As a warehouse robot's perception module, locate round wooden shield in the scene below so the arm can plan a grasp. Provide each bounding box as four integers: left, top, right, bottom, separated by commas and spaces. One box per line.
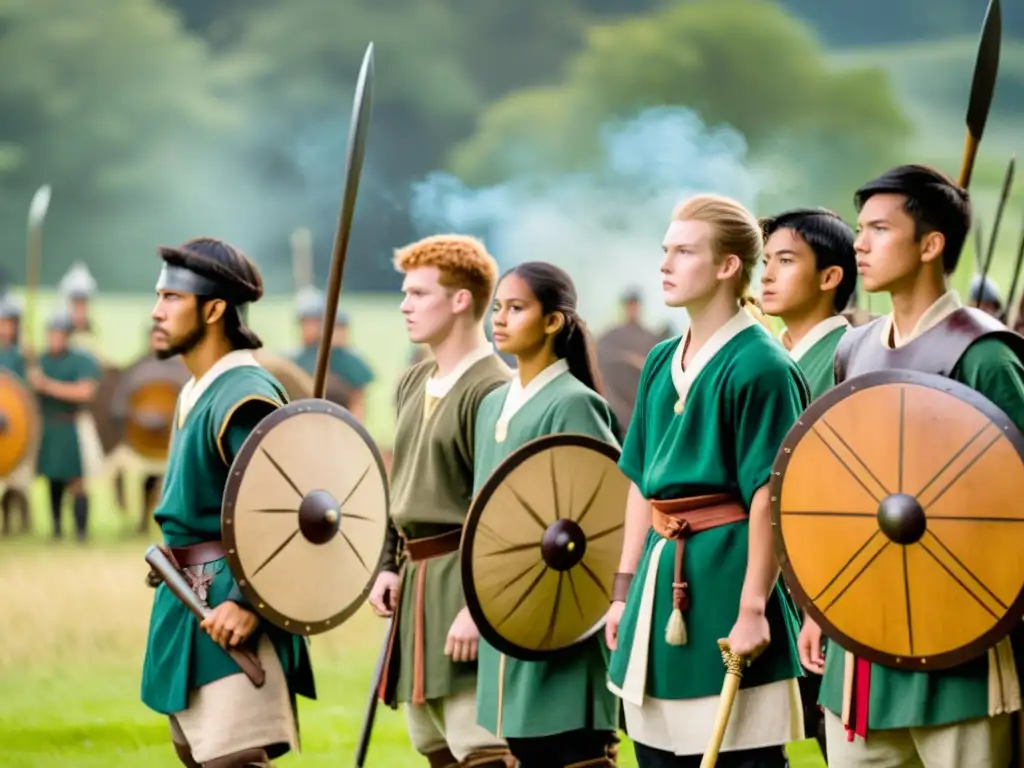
772, 369, 1024, 670
253, 351, 314, 402
596, 323, 658, 429
222, 399, 389, 635
462, 433, 630, 660
115, 355, 189, 461
0, 369, 40, 477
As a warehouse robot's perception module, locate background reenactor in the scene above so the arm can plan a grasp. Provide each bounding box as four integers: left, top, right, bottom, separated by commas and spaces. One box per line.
968, 273, 1004, 319
28, 309, 101, 541
0, 294, 33, 536
290, 285, 375, 422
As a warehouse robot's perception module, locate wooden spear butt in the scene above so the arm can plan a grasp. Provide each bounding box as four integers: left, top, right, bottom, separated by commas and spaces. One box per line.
959, 132, 980, 191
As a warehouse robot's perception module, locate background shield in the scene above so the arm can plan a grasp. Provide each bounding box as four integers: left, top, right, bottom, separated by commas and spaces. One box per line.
462, 433, 629, 660
771, 369, 1024, 671
113, 355, 189, 460
89, 364, 124, 454
596, 323, 659, 429
0, 369, 41, 477
222, 399, 390, 635
253, 350, 315, 402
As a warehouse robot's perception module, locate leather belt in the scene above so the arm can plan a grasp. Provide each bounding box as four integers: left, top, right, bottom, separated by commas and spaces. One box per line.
170, 540, 226, 566
403, 527, 462, 562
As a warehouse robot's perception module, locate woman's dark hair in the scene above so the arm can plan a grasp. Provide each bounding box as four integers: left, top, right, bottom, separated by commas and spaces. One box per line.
502, 261, 605, 396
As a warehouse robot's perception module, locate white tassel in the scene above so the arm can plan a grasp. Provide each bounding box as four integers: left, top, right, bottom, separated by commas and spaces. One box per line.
666, 608, 687, 646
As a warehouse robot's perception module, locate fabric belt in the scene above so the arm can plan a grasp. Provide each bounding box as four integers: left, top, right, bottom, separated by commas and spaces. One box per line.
650, 493, 746, 645
170, 540, 226, 566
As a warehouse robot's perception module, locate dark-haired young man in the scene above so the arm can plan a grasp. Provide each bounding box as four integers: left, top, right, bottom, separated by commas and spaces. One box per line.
760, 208, 858, 400
140, 237, 315, 768
798, 165, 1024, 767
759, 208, 857, 754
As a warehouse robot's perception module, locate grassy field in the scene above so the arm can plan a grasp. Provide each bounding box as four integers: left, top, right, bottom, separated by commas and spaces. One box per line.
0, 486, 831, 767
0, 484, 437, 767
0, 314, 827, 766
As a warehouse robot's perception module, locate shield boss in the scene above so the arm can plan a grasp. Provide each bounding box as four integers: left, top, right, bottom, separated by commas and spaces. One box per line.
462, 433, 629, 660
0, 370, 40, 477
772, 369, 1024, 670
222, 399, 389, 635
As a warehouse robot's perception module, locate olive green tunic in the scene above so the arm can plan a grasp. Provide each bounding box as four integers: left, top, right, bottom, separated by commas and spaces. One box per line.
0, 346, 25, 379
608, 316, 809, 703
140, 363, 315, 716
388, 354, 511, 705
36, 350, 100, 481
819, 334, 1024, 730
473, 365, 621, 738
292, 343, 375, 389
785, 316, 848, 400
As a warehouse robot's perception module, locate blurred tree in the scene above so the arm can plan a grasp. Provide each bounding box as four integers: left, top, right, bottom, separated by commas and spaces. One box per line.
449, 0, 911, 217
221, 0, 599, 290
0, 0, 244, 289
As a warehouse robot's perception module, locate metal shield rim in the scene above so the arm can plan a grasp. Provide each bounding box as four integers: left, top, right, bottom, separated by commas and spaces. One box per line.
0, 368, 41, 473
461, 432, 623, 661
770, 367, 1024, 670
221, 397, 390, 636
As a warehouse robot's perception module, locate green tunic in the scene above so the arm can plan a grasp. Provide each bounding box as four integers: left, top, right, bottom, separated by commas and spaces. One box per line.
473, 369, 622, 739
0, 345, 25, 379
793, 325, 846, 400
140, 364, 315, 716
36, 350, 100, 481
607, 325, 809, 700
387, 355, 511, 705
819, 336, 1024, 729
292, 343, 375, 389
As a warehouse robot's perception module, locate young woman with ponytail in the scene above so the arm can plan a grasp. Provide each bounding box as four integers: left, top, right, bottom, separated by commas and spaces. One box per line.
471, 261, 621, 768
603, 194, 811, 768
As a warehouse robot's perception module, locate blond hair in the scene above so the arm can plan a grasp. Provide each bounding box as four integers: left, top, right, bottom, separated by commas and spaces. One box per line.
671, 193, 771, 329
393, 234, 499, 320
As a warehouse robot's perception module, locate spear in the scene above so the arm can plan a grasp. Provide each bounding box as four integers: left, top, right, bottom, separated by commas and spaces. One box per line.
958, 0, 1002, 190
976, 154, 1015, 308
974, 215, 986, 275
25, 184, 52, 359
312, 43, 375, 400
1002, 214, 1024, 326
290, 227, 314, 291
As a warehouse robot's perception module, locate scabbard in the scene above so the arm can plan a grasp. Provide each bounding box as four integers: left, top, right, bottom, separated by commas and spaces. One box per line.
144, 545, 266, 688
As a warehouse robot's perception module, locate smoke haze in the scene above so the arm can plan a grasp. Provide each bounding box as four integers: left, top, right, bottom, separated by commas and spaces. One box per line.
409, 107, 774, 332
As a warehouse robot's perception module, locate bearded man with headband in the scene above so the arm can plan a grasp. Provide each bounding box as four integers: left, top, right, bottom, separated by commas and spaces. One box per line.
140, 237, 316, 768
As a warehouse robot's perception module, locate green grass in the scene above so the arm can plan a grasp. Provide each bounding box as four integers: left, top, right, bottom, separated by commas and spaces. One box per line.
0, 480, 831, 767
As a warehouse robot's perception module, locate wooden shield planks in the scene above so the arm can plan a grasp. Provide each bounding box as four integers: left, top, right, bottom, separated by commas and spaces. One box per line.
462, 433, 629, 660
771, 369, 1024, 670
0, 369, 40, 477
222, 400, 390, 635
